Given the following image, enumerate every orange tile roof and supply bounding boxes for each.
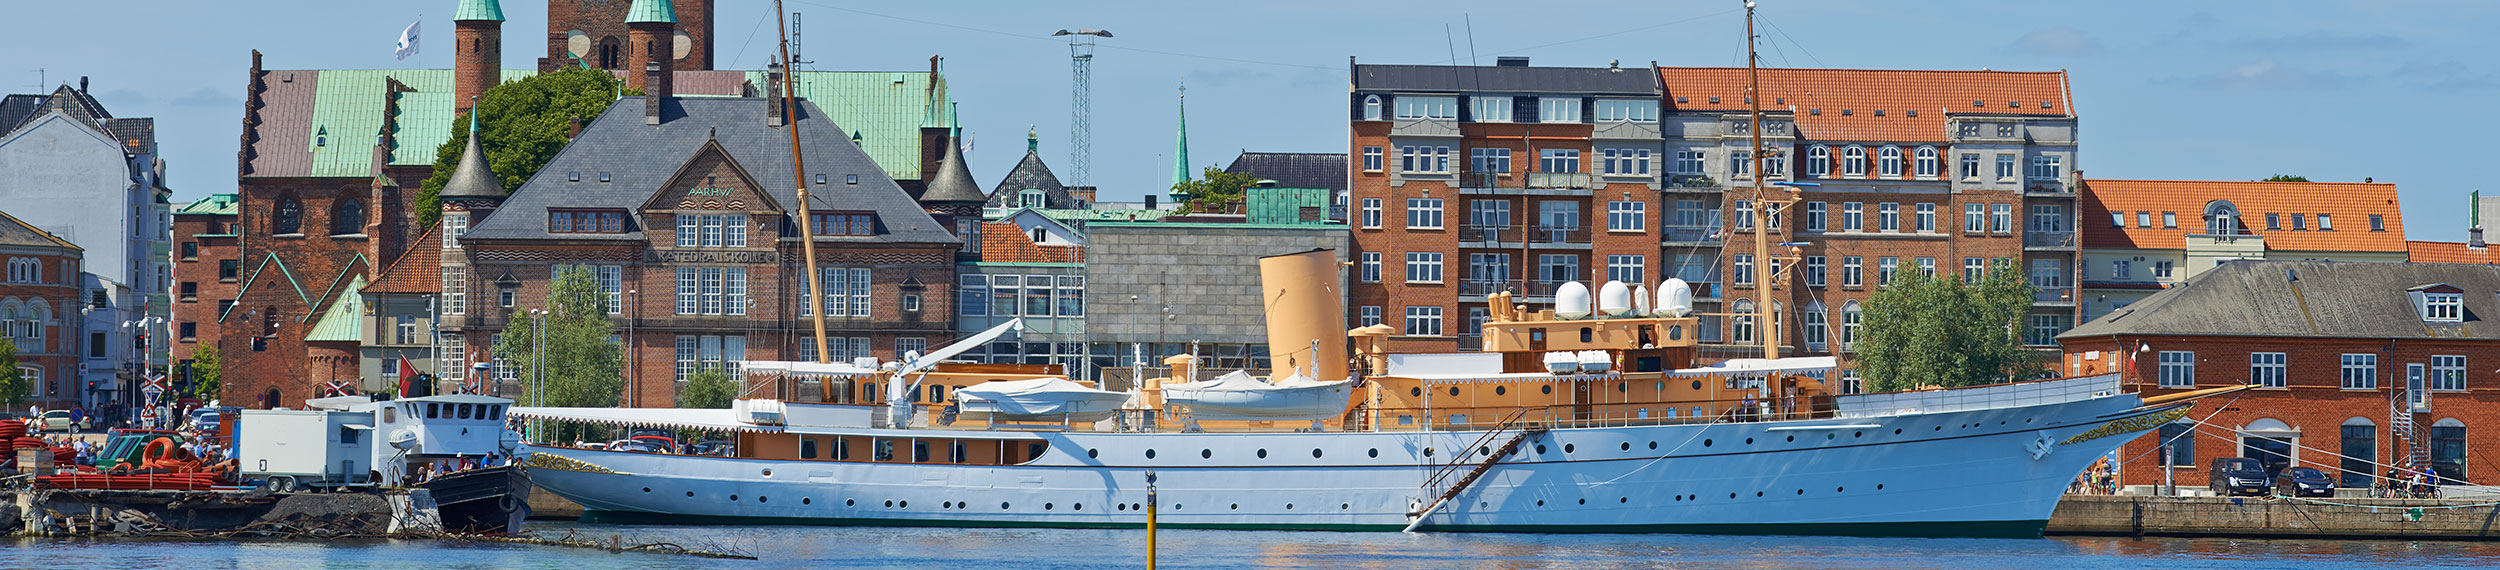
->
[2079,179,2407,252]
[1656,67,2070,143]
[979,222,1083,264]
[366,227,442,294]
[2408,240,2500,264]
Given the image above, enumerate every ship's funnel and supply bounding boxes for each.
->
[1259,249,1348,382]
[1657,278,1694,317]
[1598,280,1633,316]
[1555,281,1592,319]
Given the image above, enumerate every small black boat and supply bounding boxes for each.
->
[422,464,530,533]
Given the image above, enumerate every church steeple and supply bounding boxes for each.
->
[1171,80,1191,187]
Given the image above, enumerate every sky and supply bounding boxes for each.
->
[6,1,2496,242]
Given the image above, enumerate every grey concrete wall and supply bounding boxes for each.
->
[1084,225,1349,346]
[2048,494,2500,538]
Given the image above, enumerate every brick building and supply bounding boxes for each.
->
[541,0,715,74]
[448,82,964,407]
[1346,57,1664,354]
[201,0,958,407]
[0,211,87,410]
[2076,179,2407,325]
[2058,260,2500,488]
[169,194,240,387]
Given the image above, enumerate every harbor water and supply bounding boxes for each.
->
[9,523,2500,569]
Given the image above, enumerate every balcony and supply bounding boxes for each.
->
[1459,280,1563,300]
[2023,230,2076,250]
[1530,225,1592,246]
[1666,174,1722,191]
[1390,117,1459,137]
[1661,225,1724,246]
[1525,172,1595,190]
[2033,285,2077,306]
[2185,232,2264,253]
[1458,170,1523,190]
[1459,224,1520,244]
[2024,177,2077,197]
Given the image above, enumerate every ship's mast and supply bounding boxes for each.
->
[1744,1,1794,361]
[777,0,832,363]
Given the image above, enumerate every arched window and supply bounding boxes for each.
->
[1878,146,1903,177]
[1839,301,1862,350]
[2431,418,2467,482]
[26,302,46,343]
[1841,146,1867,177]
[2336,417,2375,487]
[2202,200,2242,235]
[1801,301,1828,349]
[272,198,303,235]
[1805,145,1830,178]
[1731,299,1756,345]
[331,198,365,236]
[1914,146,1939,178]
[1363,95,1382,121]
[262,306,280,337]
[597,37,622,70]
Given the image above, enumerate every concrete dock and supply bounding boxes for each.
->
[2048,494,2500,539]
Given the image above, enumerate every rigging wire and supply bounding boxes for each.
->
[1755,14,1828,69]
[728,9,774,71]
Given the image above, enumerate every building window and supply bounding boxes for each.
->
[2431,355,2466,392]
[1362,95,1381,121]
[2432,422,2467,482]
[1841,202,1863,232]
[1362,146,1383,172]
[1877,203,1900,232]
[1877,146,1903,177]
[1675,150,1706,174]
[1839,302,1862,350]
[1537,254,1579,285]
[1963,203,1985,234]
[1468,253,1511,286]
[2152,261,2173,280]
[675,212,748,248]
[1732,200,1753,231]
[1360,198,1382,228]
[2340,353,2377,389]
[1876,257,1898,286]
[1805,146,1829,178]
[1538,149,1581,174]
[2157,351,2195,388]
[677,267,752,316]
[958,274,989,317]
[1405,198,1444,229]
[1731,300,1756,345]
[1916,257,1936,278]
[2156,423,2195,467]
[1594,99,1656,122]
[552,264,624,313]
[1056,276,1083,317]
[2029,155,2063,180]
[1804,256,1826,287]
[441,267,466,315]
[272,198,302,235]
[1995,154,2016,180]
[1729,150,1752,178]
[2250,352,2287,389]
[330,199,365,235]
[442,215,468,250]
[1472,96,1514,122]
[1841,146,1867,177]
[2341,422,2377,488]
[811,212,878,237]
[1359,252,1381,283]
[1957,257,1981,282]
[1804,202,1827,232]
[1404,306,1443,337]
[1395,96,1457,120]
[5,258,36,283]
[2112,260,2131,279]
[1359,305,1382,327]
[1732,254,1753,286]
[674,334,747,381]
[1603,201,1644,232]
[798,267,872,318]
[1537,97,1580,123]
[1404,252,1443,284]
[1470,147,1513,176]
[1801,303,1828,349]
[1958,153,1979,178]
[1602,149,1651,176]
[2370,214,2386,232]
[1606,255,1644,285]
[2317,214,2335,231]
[2423,292,2464,322]
[1990,204,2012,234]
[1841,256,1863,287]
[1915,203,1936,233]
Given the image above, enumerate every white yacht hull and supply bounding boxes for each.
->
[524,390,2167,537]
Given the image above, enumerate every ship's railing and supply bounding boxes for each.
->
[1363,398,1799,432]
[1831,374,2121,418]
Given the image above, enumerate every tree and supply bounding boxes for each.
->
[416,67,631,229]
[1169,166,1264,214]
[1853,262,2046,392]
[494,266,624,408]
[676,368,737,409]
[188,344,222,401]
[2260,174,2311,182]
[0,340,21,410]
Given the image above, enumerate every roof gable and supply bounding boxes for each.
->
[986,151,1076,209]
[367,227,442,294]
[304,276,368,342]
[641,138,784,213]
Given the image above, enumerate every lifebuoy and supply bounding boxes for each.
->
[141,438,174,464]
[498,494,520,513]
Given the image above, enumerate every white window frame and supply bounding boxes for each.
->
[1914,146,1939,178]
[1358,305,1382,327]
[1404,252,1444,284]
[1361,146,1383,172]
[1395,96,1457,120]
[2029,154,2064,180]
[1359,252,1381,283]
[1537,97,1581,124]
[2158,351,2196,388]
[1841,202,1863,232]
[2424,292,2464,322]
[1360,198,1382,228]
[1842,146,1867,177]
[1606,255,1644,285]
[1841,256,1863,287]
[1990,204,2013,234]
[1995,153,2017,180]
[1405,198,1445,229]
[1804,256,1826,287]
[1915,203,1937,233]
[1878,202,1901,232]
[2251,352,2288,389]
[1404,306,1444,337]
[1878,145,1904,178]
[1606,201,1645,232]
[2340,353,2378,390]
[1471,96,1513,123]
[1732,254,1754,286]
[2430,355,2467,392]
[1877,257,1898,286]
[1805,145,1830,178]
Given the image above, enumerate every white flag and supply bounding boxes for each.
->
[395,17,421,60]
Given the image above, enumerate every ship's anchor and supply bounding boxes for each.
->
[2026,430,2056,461]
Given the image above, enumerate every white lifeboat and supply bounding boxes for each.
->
[1160,370,1355,421]
[953,378,1130,422]
[1577,350,1614,374]
[1543,352,1581,374]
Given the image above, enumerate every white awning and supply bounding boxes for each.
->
[509,406,780,434]
[1668,356,1836,379]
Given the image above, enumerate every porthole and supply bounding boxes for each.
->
[1202,449,1212,459]
[1836,487,1845,493]
[1826,433,1835,440]
[1671,496,1680,502]
[1619,442,1631,451]
[1999,421,2007,426]
[730,495,740,501]
[1894,429,1903,435]
[884,500,893,508]
[1045,503,1054,510]
[1668,325,1683,340]
[1448,387,1460,397]
[1537,500,1546,506]
[899,501,908,509]
[1755,492,1764,497]
[1412,387,1423,397]
[1312,448,1325,458]
[761,468,773,477]
[1854,431,1863,438]
[1619,497,1628,503]
[1690,380,1703,390]
[1424,447,1435,457]
[1535,444,1547,454]
[1075,503,1084,511]
[1495,386,1507,396]
[1258,449,1269,459]
[1174,504,1183,511]
[1542,385,1554,395]
[1744,438,1753,445]
[1648,441,1658,450]
[1146,449,1158,459]
[804,498,813,505]
[1786,435,1794,442]
[1617,383,1627,393]
[1368,448,1379,458]
[1729,493,1737,499]
[1286,503,1295,510]
[2026,418,2034,424]
[1796,489,1804,495]
[759,496,769,503]
[1934,426,1942,431]
[686,491,695,497]
[1480,446,1492,457]
[1579,498,1587,505]
[1229,504,1239,510]
[942,501,953,509]
[1119,504,1128,511]
[1088,449,1099,459]
[847,499,856,506]
[642,487,652,493]
[1877,484,1885,490]
[1563,444,1576,453]
[1702,439,1713,447]
[1002,502,1011,509]
[1342,503,1350,510]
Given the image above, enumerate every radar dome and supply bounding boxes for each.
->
[1598,280,1634,316]
[1554,282,1593,319]
[1657,279,1695,317]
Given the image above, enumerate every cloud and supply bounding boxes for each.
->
[2393,61,2500,91]
[2010,27,2101,57]
[2225,30,2410,52]
[170,88,237,109]
[2158,60,2362,91]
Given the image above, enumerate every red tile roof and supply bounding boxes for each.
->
[2079,179,2407,252]
[1656,67,2070,142]
[366,227,442,294]
[2408,240,2500,264]
[978,222,1082,264]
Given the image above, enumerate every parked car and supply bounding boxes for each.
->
[38,410,87,432]
[2274,467,2334,497]
[2209,457,2272,496]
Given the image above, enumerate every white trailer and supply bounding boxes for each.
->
[238,409,376,491]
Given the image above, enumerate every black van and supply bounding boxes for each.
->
[2210,457,2271,496]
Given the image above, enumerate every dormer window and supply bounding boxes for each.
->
[549,209,628,233]
[2423,292,2463,322]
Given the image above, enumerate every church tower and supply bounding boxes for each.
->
[544,0,714,73]
[453,0,504,115]
[623,0,676,94]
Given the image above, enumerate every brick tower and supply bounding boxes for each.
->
[623,0,675,93]
[543,0,713,73]
[453,0,504,115]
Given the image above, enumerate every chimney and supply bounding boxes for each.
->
[567,116,583,139]
[1496,56,1529,67]
[645,62,665,125]
[1144,195,1158,210]
[2472,228,2486,249]
[79,76,88,93]
[766,62,786,127]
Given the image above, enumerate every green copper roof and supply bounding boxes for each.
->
[175,193,240,216]
[304,275,368,342]
[305,69,532,177]
[1031,208,1175,222]
[1246,187,1333,225]
[734,70,953,181]
[1172,85,1191,186]
[625,0,677,24]
[453,0,505,22]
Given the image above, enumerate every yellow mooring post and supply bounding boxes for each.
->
[1146,469,1159,569]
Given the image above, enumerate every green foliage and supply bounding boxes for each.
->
[416,67,627,229]
[2260,174,2311,182]
[1853,262,2046,392]
[188,344,222,400]
[676,368,737,409]
[0,340,21,409]
[494,267,624,408]
[1170,166,1264,214]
